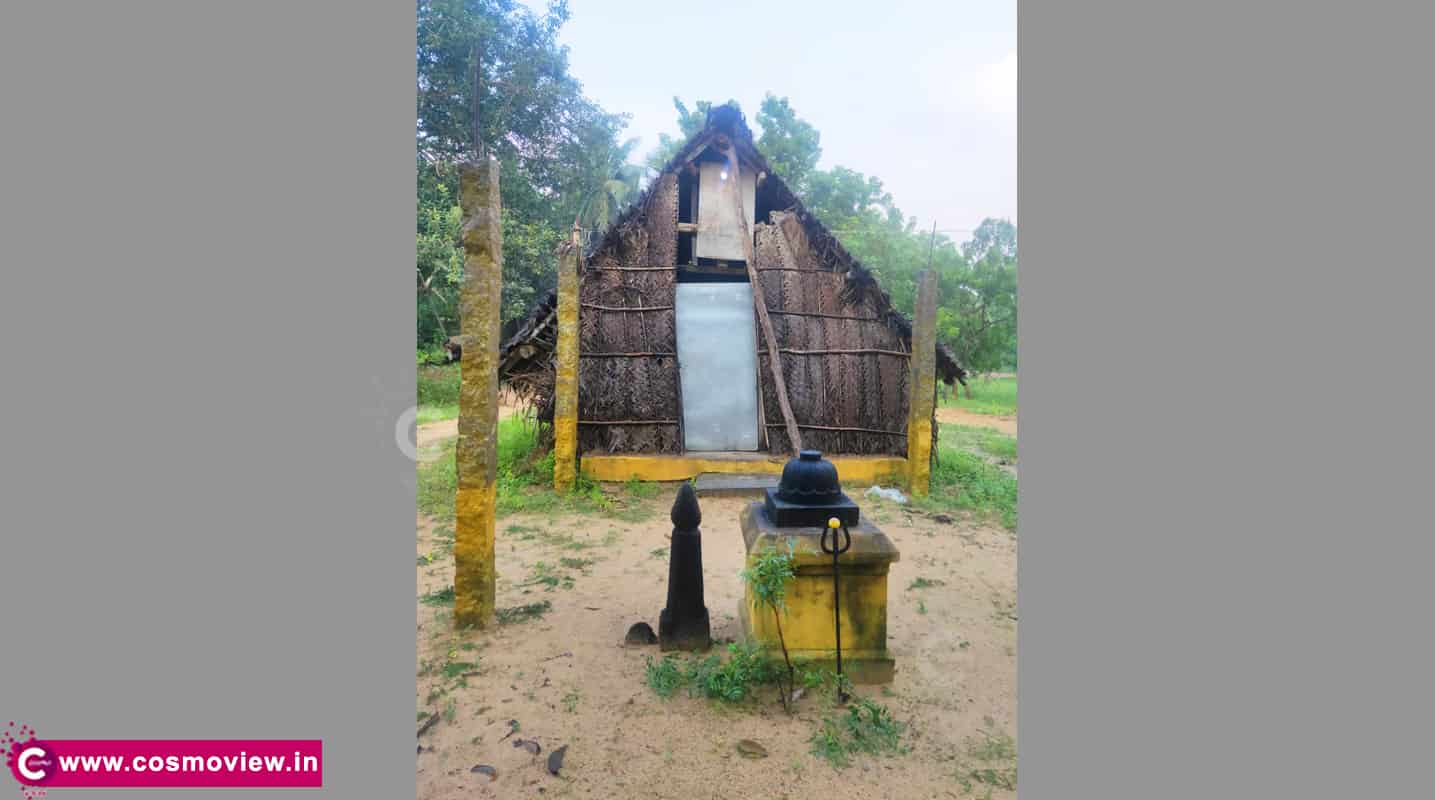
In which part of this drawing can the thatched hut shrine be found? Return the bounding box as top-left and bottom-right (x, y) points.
(498, 104), (964, 487)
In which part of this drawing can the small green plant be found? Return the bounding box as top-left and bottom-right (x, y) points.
(420, 586), (455, 606)
(623, 475), (658, 499)
(649, 546), (668, 559)
(955, 729), (1017, 793)
(523, 561), (574, 591)
(740, 542), (799, 712)
(907, 577), (946, 591)
(644, 655), (685, 699)
(559, 556), (595, 571)
(686, 642), (781, 703)
(562, 690), (581, 713)
(917, 599), (928, 615)
(809, 697), (907, 768)
(495, 600), (551, 625)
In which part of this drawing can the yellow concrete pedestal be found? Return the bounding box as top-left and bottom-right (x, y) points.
(737, 502), (900, 683)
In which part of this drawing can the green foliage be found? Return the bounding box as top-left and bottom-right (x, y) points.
(418, 365), (461, 406)
(643, 642), (782, 704)
(908, 577), (946, 591)
(644, 655), (685, 699)
(756, 93), (822, 193)
(740, 543), (798, 612)
(809, 697), (907, 768)
(416, 0), (635, 345)
(643, 97), (717, 172)
(686, 642), (782, 703)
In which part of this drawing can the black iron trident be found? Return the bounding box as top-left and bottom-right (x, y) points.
(822, 516), (853, 703)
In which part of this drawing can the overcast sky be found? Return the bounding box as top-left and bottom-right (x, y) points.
(520, 0), (1016, 241)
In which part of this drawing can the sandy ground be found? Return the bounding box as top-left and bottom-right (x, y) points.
(415, 490), (1016, 799)
(935, 407), (1017, 437)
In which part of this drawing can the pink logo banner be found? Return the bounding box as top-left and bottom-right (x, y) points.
(6, 738), (322, 790)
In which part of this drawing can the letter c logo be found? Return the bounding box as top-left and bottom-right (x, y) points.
(17, 746), (48, 781)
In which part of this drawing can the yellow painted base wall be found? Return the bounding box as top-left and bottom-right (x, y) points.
(580, 453), (908, 486)
(736, 503), (899, 684)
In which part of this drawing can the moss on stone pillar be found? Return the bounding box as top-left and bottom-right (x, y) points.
(906, 269), (938, 497)
(455, 159), (501, 629)
(552, 227), (580, 492)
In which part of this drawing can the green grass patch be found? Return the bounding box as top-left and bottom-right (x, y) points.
(941, 424), (1017, 462)
(495, 600), (551, 625)
(645, 655), (686, 698)
(955, 728), (1017, 793)
(416, 404), (458, 425)
(418, 364), (460, 406)
(916, 447), (1018, 531)
(417, 365), (460, 424)
(809, 697), (908, 768)
(645, 642), (785, 704)
(940, 376), (1016, 416)
(415, 416), (658, 523)
(419, 586), (455, 606)
(908, 577), (946, 591)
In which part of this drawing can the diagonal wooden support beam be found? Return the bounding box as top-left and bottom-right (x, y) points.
(720, 142), (802, 456)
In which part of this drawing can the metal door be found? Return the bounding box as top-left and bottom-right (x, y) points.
(675, 282), (760, 451)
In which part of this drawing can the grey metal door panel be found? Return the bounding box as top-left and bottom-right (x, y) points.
(676, 283), (760, 451)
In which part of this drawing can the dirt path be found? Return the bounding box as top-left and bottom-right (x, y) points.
(415, 497), (1016, 799)
(416, 397), (524, 463)
(936, 407), (1017, 437)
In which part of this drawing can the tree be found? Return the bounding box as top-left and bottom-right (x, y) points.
(643, 97), (730, 173)
(416, 0), (634, 344)
(574, 136), (644, 245)
(755, 93), (822, 193)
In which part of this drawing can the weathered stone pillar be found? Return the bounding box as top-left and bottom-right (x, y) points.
(906, 269), (938, 497)
(454, 159), (502, 629)
(552, 225), (580, 492)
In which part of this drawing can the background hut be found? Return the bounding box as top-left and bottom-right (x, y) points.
(499, 104), (964, 471)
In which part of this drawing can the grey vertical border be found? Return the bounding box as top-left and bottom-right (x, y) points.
(0, 3), (416, 798)
(1022, 1), (1433, 797)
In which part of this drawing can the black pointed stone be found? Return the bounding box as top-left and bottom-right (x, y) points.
(659, 483), (710, 651)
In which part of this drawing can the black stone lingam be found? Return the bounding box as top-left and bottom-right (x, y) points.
(762, 450), (861, 527)
(658, 482), (711, 651)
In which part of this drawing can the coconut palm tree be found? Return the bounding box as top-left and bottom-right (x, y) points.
(576, 137), (645, 246)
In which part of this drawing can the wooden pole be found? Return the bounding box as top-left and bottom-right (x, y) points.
(552, 223), (581, 491)
(454, 158), (501, 629)
(906, 269), (938, 497)
(720, 141), (802, 456)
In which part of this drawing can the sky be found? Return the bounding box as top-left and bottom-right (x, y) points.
(519, 0), (1016, 242)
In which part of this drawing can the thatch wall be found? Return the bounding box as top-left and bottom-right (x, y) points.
(754, 214), (910, 456)
(576, 173), (683, 453)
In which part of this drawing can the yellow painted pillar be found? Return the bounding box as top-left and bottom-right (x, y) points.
(454, 159), (501, 629)
(906, 269), (938, 497)
(552, 225), (580, 492)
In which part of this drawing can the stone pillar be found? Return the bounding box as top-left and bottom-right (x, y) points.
(659, 483), (711, 651)
(454, 159), (502, 629)
(552, 225), (580, 492)
(906, 269), (938, 497)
